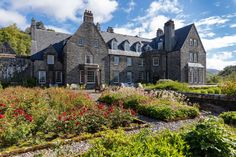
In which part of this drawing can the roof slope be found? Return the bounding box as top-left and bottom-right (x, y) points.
(31, 29), (71, 54)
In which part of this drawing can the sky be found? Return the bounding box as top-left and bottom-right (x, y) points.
(0, 0), (236, 70)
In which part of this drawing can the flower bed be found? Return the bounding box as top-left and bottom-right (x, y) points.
(0, 87), (137, 151)
(98, 88), (199, 121)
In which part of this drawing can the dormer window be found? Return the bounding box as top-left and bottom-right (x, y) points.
(158, 42), (163, 50)
(112, 39), (118, 50)
(145, 45), (152, 51)
(135, 43), (142, 52)
(124, 41), (130, 51)
(47, 55), (54, 65)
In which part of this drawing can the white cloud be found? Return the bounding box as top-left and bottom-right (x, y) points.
(123, 0), (135, 13)
(0, 8), (28, 29)
(148, 0), (182, 15)
(6, 0), (118, 23)
(230, 24), (236, 28)
(207, 51), (236, 70)
(46, 25), (71, 34)
(202, 34), (236, 51)
(196, 16), (229, 27)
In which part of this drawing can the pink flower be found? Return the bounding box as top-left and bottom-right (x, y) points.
(98, 104), (105, 110)
(108, 106), (114, 113)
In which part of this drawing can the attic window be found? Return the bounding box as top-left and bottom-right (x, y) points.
(194, 39), (198, 46)
(112, 40), (118, 50)
(136, 43), (142, 52)
(190, 38), (193, 46)
(47, 55), (54, 65)
(124, 41), (130, 51)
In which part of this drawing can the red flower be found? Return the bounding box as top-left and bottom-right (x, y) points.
(130, 109), (136, 116)
(98, 104), (105, 110)
(62, 112), (67, 117)
(25, 114), (33, 122)
(108, 106), (114, 113)
(103, 112), (108, 118)
(58, 115), (62, 121)
(75, 121), (80, 126)
(0, 104), (6, 107)
(0, 114), (5, 119)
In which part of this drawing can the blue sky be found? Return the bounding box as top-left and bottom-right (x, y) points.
(0, 0), (236, 70)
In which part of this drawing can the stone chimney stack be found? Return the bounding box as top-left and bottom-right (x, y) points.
(83, 10), (94, 23)
(107, 26), (114, 33)
(156, 28), (164, 38)
(96, 22), (101, 31)
(164, 20), (176, 52)
(30, 18), (36, 40)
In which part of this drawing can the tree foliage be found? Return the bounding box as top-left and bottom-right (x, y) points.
(0, 24), (31, 55)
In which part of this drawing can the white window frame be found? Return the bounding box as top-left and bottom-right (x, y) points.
(153, 57), (159, 66)
(85, 55), (93, 64)
(158, 42), (163, 50)
(94, 40), (99, 48)
(136, 43), (141, 52)
(194, 53), (198, 63)
(38, 71), (46, 84)
(189, 69), (193, 83)
(112, 40), (118, 50)
(114, 56), (119, 65)
(139, 58), (144, 67)
(127, 72), (132, 83)
(194, 39), (198, 46)
(87, 71), (95, 84)
(189, 52), (194, 62)
(47, 55), (54, 65)
(124, 41), (130, 51)
(55, 71), (62, 84)
(80, 70), (84, 84)
(113, 70), (119, 83)
(127, 57), (132, 66)
(190, 38), (193, 46)
(78, 38), (84, 46)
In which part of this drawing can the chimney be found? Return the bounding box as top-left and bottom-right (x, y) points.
(164, 20), (176, 52)
(156, 28), (163, 38)
(83, 10), (94, 23)
(30, 18), (36, 40)
(96, 22), (101, 31)
(107, 26), (114, 33)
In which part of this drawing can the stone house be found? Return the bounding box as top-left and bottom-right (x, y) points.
(0, 10), (206, 87)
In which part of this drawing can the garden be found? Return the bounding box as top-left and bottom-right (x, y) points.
(0, 86), (235, 156)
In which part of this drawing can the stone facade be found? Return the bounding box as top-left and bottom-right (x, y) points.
(0, 10), (206, 87)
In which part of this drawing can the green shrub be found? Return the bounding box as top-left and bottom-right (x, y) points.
(214, 88), (221, 94)
(185, 117), (236, 157)
(200, 90), (208, 94)
(220, 81), (236, 96)
(219, 111), (236, 126)
(207, 88), (215, 94)
(154, 80), (190, 92)
(83, 129), (190, 157)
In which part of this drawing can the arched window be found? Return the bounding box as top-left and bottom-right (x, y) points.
(112, 39), (118, 50)
(124, 41), (130, 51)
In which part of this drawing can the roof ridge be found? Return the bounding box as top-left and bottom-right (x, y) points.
(100, 31), (151, 40)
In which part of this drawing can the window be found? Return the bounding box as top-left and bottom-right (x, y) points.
(113, 70), (119, 83)
(198, 69), (202, 83)
(112, 40), (118, 50)
(127, 57), (132, 66)
(138, 58), (144, 67)
(47, 55), (54, 65)
(78, 38), (84, 46)
(94, 40), (99, 48)
(189, 52), (194, 62)
(38, 71), (46, 84)
(194, 39), (198, 46)
(127, 72), (132, 83)
(145, 45), (152, 51)
(158, 42), (163, 50)
(194, 53), (198, 62)
(194, 70), (198, 83)
(189, 69), (193, 83)
(138, 71), (144, 81)
(136, 43), (141, 52)
(85, 55), (93, 64)
(190, 38), (193, 46)
(153, 57), (159, 66)
(87, 71), (95, 83)
(80, 70), (84, 84)
(114, 56), (119, 65)
(124, 41), (130, 51)
(55, 71), (62, 83)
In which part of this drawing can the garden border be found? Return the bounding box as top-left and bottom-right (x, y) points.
(0, 119), (148, 157)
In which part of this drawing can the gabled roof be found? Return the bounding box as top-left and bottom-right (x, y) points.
(31, 38), (69, 61)
(100, 31), (152, 51)
(0, 42), (16, 54)
(31, 29), (71, 55)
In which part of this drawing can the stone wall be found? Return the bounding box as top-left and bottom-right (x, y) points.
(0, 54), (32, 83)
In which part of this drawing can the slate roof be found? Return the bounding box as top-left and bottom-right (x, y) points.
(31, 29), (71, 55)
(100, 31), (152, 52)
(0, 42), (16, 54)
(31, 38), (70, 61)
(151, 24), (193, 51)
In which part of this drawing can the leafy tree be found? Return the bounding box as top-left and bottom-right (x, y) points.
(0, 24), (31, 55)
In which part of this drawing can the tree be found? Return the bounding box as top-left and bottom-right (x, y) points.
(0, 24), (31, 55)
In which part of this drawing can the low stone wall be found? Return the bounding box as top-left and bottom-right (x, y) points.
(181, 92), (236, 112)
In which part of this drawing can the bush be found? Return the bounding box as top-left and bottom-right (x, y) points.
(207, 88), (215, 94)
(185, 117), (236, 157)
(219, 111), (236, 126)
(220, 81), (236, 96)
(154, 80), (190, 92)
(83, 129), (190, 157)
